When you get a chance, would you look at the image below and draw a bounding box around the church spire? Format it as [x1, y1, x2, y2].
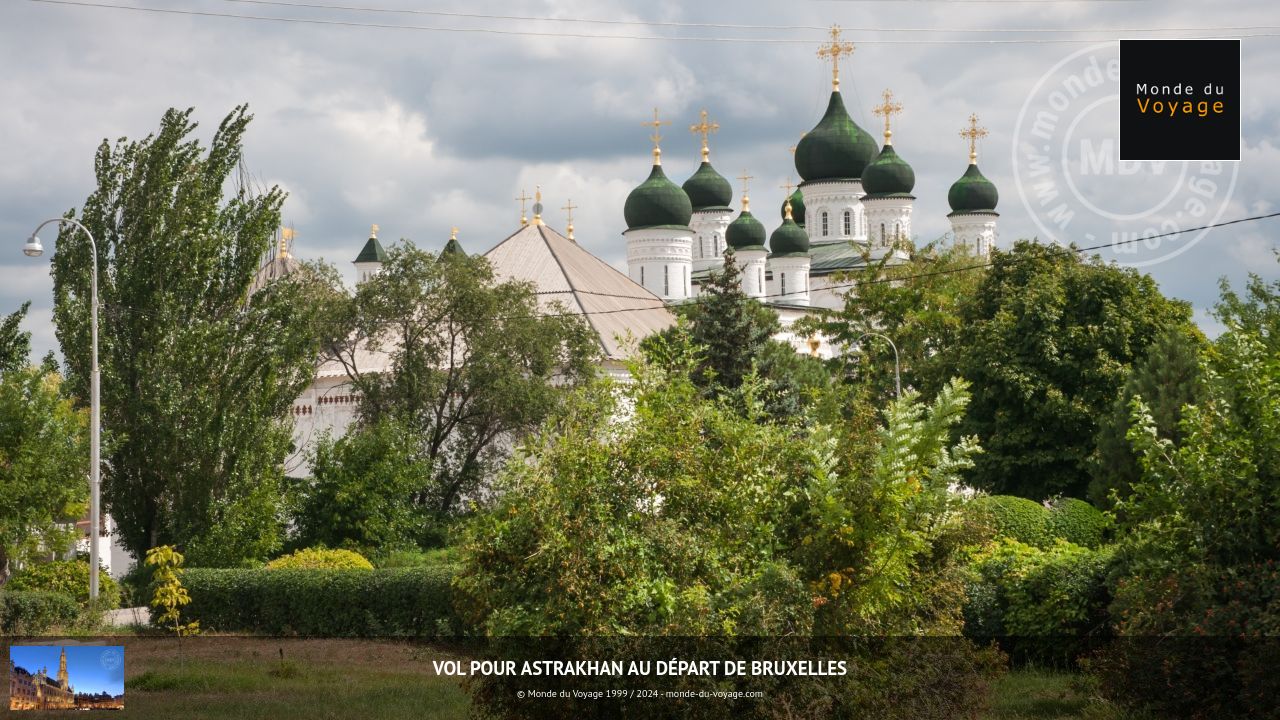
[873, 88, 903, 146]
[960, 112, 988, 165]
[689, 109, 719, 163]
[816, 25, 855, 91]
[642, 107, 671, 166]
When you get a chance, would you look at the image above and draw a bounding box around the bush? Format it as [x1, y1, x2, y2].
[376, 547, 459, 568]
[970, 496, 1052, 548]
[6, 560, 120, 609]
[183, 566, 459, 636]
[0, 590, 79, 634]
[1046, 497, 1111, 548]
[265, 547, 373, 570]
[965, 539, 1114, 664]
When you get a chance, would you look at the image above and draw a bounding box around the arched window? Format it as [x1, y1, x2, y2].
[880, 223, 886, 243]
[758, 267, 764, 294]
[781, 273, 787, 297]
[895, 222, 901, 240]
[821, 212, 829, 236]
[640, 266, 645, 286]
[843, 210, 852, 236]
[664, 265, 670, 296]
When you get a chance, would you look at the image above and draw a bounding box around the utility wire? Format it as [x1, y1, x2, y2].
[26, 0, 1280, 43]
[216, 0, 1280, 35]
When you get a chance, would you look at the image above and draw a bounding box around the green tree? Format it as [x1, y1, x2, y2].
[0, 367, 89, 579]
[292, 419, 429, 553]
[956, 241, 1192, 499]
[321, 243, 598, 516]
[1089, 326, 1205, 508]
[50, 107, 328, 566]
[803, 241, 985, 403]
[0, 302, 33, 377]
[644, 250, 829, 419]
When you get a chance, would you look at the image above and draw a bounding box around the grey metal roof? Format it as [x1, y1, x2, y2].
[482, 224, 675, 360]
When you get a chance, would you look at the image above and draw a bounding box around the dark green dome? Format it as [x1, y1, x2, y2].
[862, 144, 916, 196]
[726, 209, 766, 250]
[769, 216, 809, 257]
[682, 161, 733, 212]
[780, 189, 806, 228]
[794, 92, 879, 182]
[624, 164, 693, 230]
[947, 163, 999, 213]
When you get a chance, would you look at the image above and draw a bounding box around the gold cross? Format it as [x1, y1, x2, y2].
[873, 89, 903, 145]
[689, 109, 719, 162]
[960, 113, 988, 164]
[780, 178, 797, 220]
[737, 170, 753, 211]
[370, 223, 379, 239]
[515, 189, 531, 226]
[816, 25, 855, 91]
[562, 199, 577, 240]
[643, 107, 671, 163]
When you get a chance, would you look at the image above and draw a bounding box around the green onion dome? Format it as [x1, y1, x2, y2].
[726, 206, 767, 250]
[769, 212, 810, 257]
[624, 163, 694, 230]
[780, 188, 806, 228]
[947, 163, 999, 213]
[681, 161, 733, 212]
[794, 92, 879, 182]
[861, 144, 916, 197]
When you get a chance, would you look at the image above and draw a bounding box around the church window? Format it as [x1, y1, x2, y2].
[758, 267, 764, 294]
[880, 223, 886, 243]
[781, 273, 786, 296]
[640, 266, 645, 286]
[895, 222, 901, 240]
[843, 210, 852, 236]
[684, 266, 688, 296]
[664, 265, 670, 296]
[821, 212, 829, 236]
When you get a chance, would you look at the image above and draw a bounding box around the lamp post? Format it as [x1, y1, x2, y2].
[856, 332, 901, 399]
[24, 218, 101, 601]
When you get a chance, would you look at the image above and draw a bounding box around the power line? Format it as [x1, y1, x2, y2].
[26, 0, 1280, 43]
[216, 0, 1280, 35]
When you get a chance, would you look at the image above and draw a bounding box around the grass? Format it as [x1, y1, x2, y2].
[983, 669, 1141, 720]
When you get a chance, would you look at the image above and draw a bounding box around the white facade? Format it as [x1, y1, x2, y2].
[736, 247, 769, 300]
[798, 179, 866, 245]
[948, 211, 998, 257]
[690, 208, 732, 273]
[862, 195, 914, 250]
[625, 226, 694, 301]
[768, 255, 812, 307]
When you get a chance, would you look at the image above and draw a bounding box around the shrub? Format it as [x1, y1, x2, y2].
[265, 547, 373, 570]
[965, 538, 1114, 664]
[6, 560, 120, 609]
[0, 590, 79, 634]
[376, 547, 459, 568]
[183, 566, 459, 636]
[970, 496, 1052, 548]
[1046, 497, 1111, 548]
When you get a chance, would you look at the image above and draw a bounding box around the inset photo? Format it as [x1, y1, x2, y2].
[8, 645, 124, 711]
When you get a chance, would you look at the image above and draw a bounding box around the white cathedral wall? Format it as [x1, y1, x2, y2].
[285, 375, 362, 477]
[689, 210, 732, 273]
[808, 273, 850, 310]
[798, 180, 866, 245]
[862, 196, 914, 250]
[948, 212, 998, 256]
[736, 248, 769, 299]
[625, 227, 693, 301]
[768, 256, 812, 306]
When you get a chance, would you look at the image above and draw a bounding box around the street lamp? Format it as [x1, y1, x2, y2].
[856, 332, 901, 399]
[24, 218, 102, 601]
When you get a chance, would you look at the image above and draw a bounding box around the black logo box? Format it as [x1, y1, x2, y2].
[1119, 39, 1240, 161]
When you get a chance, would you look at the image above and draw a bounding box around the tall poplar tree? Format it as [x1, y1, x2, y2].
[51, 107, 326, 566]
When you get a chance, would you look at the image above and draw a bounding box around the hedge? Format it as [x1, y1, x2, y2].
[183, 566, 461, 636]
[6, 560, 121, 609]
[266, 547, 374, 570]
[0, 591, 80, 635]
[1046, 497, 1110, 548]
[970, 495, 1052, 547]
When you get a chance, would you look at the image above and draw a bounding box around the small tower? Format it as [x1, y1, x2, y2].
[354, 224, 387, 283]
[861, 89, 916, 254]
[624, 108, 694, 301]
[725, 172, 768, 299]
[442, 226, 464, 256]
[948, 114, 999, 256]
[57, 647, 69, 690]
[682, 110, 734, 273]
[768, 180, 812, 306]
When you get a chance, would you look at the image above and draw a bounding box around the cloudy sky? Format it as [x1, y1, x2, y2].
[3, 0, 1278, 359]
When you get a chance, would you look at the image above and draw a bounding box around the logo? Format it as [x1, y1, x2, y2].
[1012, 43, 1238, 267]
